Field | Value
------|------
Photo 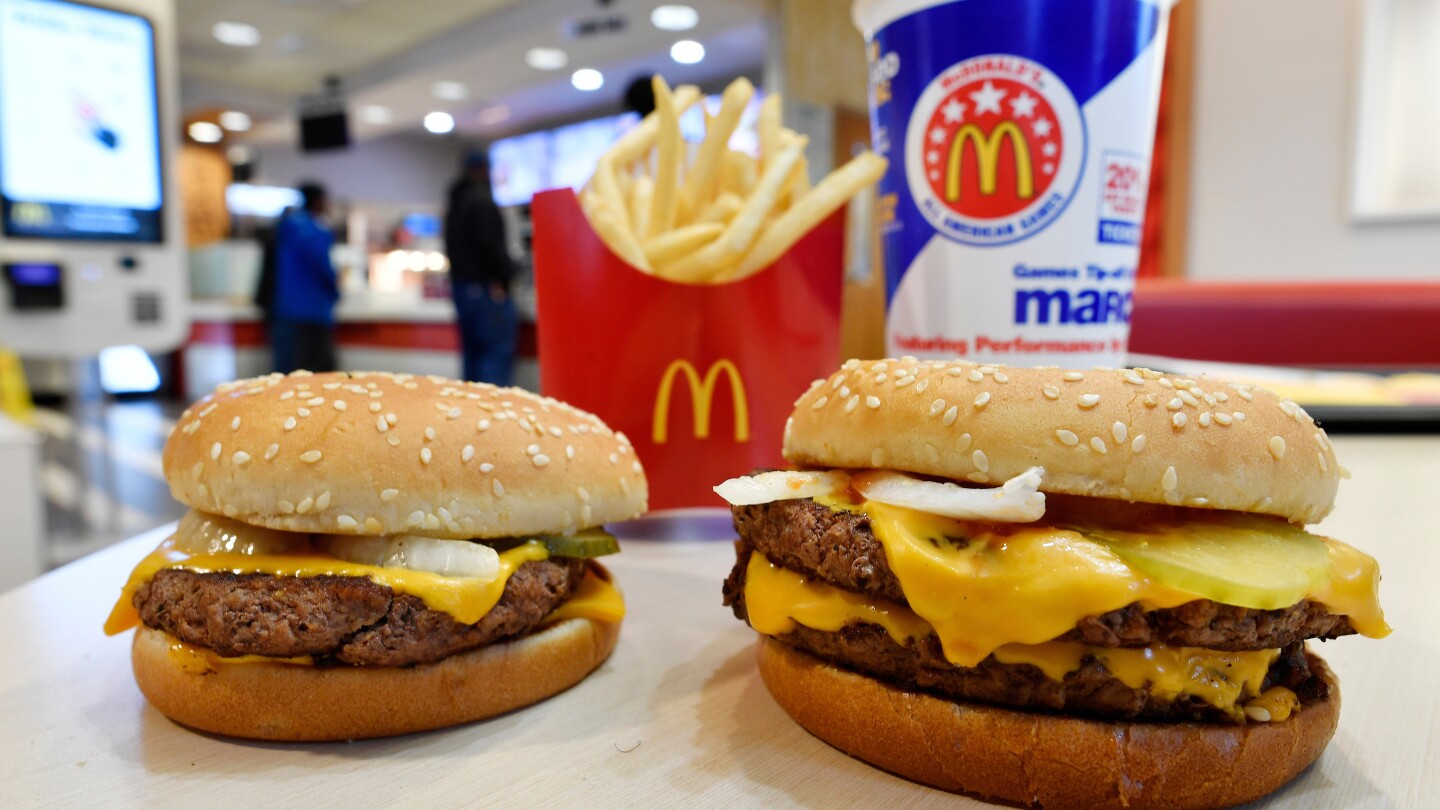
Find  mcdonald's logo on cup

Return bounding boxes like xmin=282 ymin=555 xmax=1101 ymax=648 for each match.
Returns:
xmin=651 ymin=359 xmax=750 ymax=444
xmin=905 ymin=53 xmax=1085 ymax=247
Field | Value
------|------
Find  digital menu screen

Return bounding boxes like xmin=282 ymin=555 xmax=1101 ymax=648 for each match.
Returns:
xmin=0 ymin=0 xmax=164 ymax=242
xmin=489 ymin=131 xmax=551 ymax=208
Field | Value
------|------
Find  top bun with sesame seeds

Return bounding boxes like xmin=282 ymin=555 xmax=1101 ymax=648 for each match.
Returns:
xmin=783 ymin=359 xmax=1343 ymax=524
xmin=164 ymin=371 xmax=648 ymax=538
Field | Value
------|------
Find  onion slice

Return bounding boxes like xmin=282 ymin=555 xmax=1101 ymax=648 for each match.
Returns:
xmin=314 ymin=535 xmax=500 ymax=580
xmin=713 ymin=469 xmax=851 ymax=506
xmin=174 ymin=510 xmax=308 ymax=556
xmin=852 ymin=467 xmax=1047 ymax=522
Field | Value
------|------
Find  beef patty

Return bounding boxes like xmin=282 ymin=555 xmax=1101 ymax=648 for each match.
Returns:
xmin=732 ymin=497 xmax=1355 ymax=650
xmin=724 ymin=546 xmax=1328 ymax=723
xmin=135 ymin=557 xmax=585 ymax=667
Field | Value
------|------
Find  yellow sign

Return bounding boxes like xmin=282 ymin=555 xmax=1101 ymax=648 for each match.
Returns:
xmin=0 ymin=348 xmax=34 ymax=425
xmin=652 ymin=359 xmax=750 ymax=444
xmin=945 ymin=121 xmax=1034 ymax=201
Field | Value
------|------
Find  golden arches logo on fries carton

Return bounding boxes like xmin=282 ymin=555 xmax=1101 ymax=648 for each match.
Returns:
xmin=534 ymin=76 xmax=886 ymax=509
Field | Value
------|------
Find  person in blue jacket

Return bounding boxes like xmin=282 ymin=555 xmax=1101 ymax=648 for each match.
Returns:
xmin=271 ymin=182 xmax=340 ymax=373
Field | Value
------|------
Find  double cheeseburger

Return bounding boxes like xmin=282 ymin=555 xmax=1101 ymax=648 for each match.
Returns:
xmin=718 ymin=359 xmax=1387 ymax=809
xmin=105 ymin=371 xmax=647 ymax=740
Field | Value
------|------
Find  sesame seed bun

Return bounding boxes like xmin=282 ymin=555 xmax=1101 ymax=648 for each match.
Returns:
xmin=132 ymin=618 xmax=619 ymax=741
xmin=164 ymin=372 xmax=648 ymax=538
xmin=784 ymin=360 xmax=1342 ymax=524
xmin=757 ymin=638 xmax=1339 ymax=809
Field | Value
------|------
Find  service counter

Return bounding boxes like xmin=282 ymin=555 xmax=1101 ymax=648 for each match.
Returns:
xmin=181 ymin=291 xmax=538 ymax=400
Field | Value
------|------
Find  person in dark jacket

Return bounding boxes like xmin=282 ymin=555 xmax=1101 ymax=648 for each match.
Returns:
xmin=445 ymin=151 xmax=517 ymax=385
xmin=271 ymin=183 xmax=340 ymax=373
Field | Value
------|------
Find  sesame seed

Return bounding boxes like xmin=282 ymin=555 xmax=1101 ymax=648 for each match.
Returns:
xmin=1318 ymin=452 xmax=1329 ymax=472
xmin=407 ymin=510 xmax=425 ymax=527
xmin=994 ymin=372 xmax=1009 ymax=384
xmin=387 ymin=435 xmax=400 ymax=446
xmin=945 ymin=367 xmax=964 ymax=377
xmin=1090 ymin=437 xmax=1108 ymax=454
xmin=1188 ymin=497 xmax=1209 ymax=507
xmin=478 ymin=419 xmax=491 ymax=431
xmin=1112 ymin=422 xmax=1128 ymax=443
xmin=1056 ymin=429 xmax=1079 ymax=446
xmin=369 ymin=402 xmax=382 ymax=413
xmin=210 ymin=442 xmax=222 ymax=460
xmin=831 ymin=376 xmax=844 ymax=390
xmin=1167 ymin=397 xmax=1183 ymax=411
xmin=566 ymin=445 xmax=575 ymax=460
xmin=533 ymin=454 xmax=551 ymax=467
xmin=895 ymin=376 xmax=914 ymax=388
xmin=968 ymin=370 xmax=984 ymax=382
xmin=1162 ymin=466 xmax=1178 ymax=491
xmin=866 ymin=395 xmax=881 ymax=409
xmin=381 ymin=489 xmax=399 ymax=501
xmin=519 ymin=418 xmax=533 ymax=432
xmin=278 ymin=500 xmax=295 ymax=514
xmin=1077 ymin=393 xmax=1100 ymax=408
xmin=874 ymin=373 xmax=887 ymax=383
xmin=447 ymin=407 xmax=461 ymax=419
xmin=199 ymin=404 xmax=217 ymax=417
xmin=280 ymin=391 xmax=295 ymax=401
xmin=375 ymin=415 xmax=389 ymax=433
xmin=232 ymin=451 xmax=251 ymax=465
xmin=369 ymin=390 xmax=383 ymax=398
xmin=871 ymin=448 xmax=886 ymax=467
xmin=972 ymin=450 xmax=989 ymax=472
xmin=191 ymin=462 xmax=203 ymax=478
xmin=182 ymin=421 xmax=201 ymax=435
xmin=812 ymin=396 xmax=829 ymax=409
xmin=333 ymin=513 xmax=358 ymax=531
xmin=1123 ymin=371 xmax=1145 ymax=385
xmin=1214 ymin=413 xmax=1233 ymax=426
xmin=620 ymin=477 xmax=632 ymax=494
xmin=1172 ymin=412 xmax=1188 ymax=428
xmin=231 ymin=417 xmax=241 ymax=431
xmin=1269 ymin=436 xmax=1287 ymax=459
xmin=420 ymin=447 xmax=432 ymax=464
xmin=957 ymin=433 xmax=973 ymax=453
xmin=386 ymin=413 xmax=397 ymax=425
xmin=297 ymin=496 xmax=314 ymax=514
xmin=1237 ymin=388 xmax=1254 ymax=401
xmin=333 ymin=400 xmax=347 ymax=411
xmin=365 ymin=517 xmax=383 ymax=533
xmin=297 ymin=408 xmax=311 ymax=417
xmin=1244 ymin=706 xmax=1272 ymax=723
xmin=609 ymin=453 xmax=619 ymax=465
xmin=1042 ymin=385 xmax=1060 ymax=400
xmin=974 ymin=392 xmax=991 ymax=408
xmin=966 ymin=472 xmax=990 ymax=484
xmin=924 ymin=443 xmax=941 ymax=463
xmin=942 ymin=406 xmax=958 ymax=426
xmin=298 ymin=450 xmax=322 ymax=463
xmin=1143 ymin=393 xmax=1158 ymax=408
xmin=322 ymin=382 xmax=341 ymax=390
xmin=264 ymin=443 xmax=279 ymax=460
xmin=1178 ymin=391 xmax=1200 ymax=408
xmin=844 ymin=395 xmax=860 ymax=413
xmin=313 ymin=490 xmax=330 ymax=510
xmin=307 ymin=397 xmax=324 ymax=406
xmin=1199 ymin=412 xmax=1212 ymax=427
xmin=492 ymin=479 xmax=505 ymax=497
xmin=1157 ymin=378 xmax=1174 ymax=389
xmin=930 ymin=398 xmax=947 ymax=416
xmin=1233 ymin=412 xmax=1246 ymax=422
xmin=526 ymin=444 xmax=540 ymax=456
xmin=1063 ymin=372 xmax=1084 ymax=382
xmin=424 ymin=427 xmax=437 ymax=441
xmin=462 ymin=445 xmax=475 ymax=462
xmin=915 ymin=379 xmax=930 ymax=393
xmin=480 ymin=463 xmax=494 ymax=473
xmin=197 ymin=483 xmax=208 ymax=497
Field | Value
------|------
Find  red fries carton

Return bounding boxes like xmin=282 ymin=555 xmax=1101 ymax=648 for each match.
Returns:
xmin=532 ymin=189 xmax=844 ymax=511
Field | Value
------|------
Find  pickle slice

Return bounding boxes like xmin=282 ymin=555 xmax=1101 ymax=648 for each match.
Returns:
xmin=1086 ymin=515 xmax=1330 ymax=610
xmin=535 ymin=527 xmax=621 ymax=559
xmin=486 ymin=527 xmax=621 ymax=558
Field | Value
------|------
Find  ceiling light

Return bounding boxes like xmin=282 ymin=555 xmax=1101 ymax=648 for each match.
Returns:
xmin=651 ymin=5 xmax=698 ymax=31
xmin=525 ymin=47 xmax=568 ymax=71
xmin=188 ymin=121 xmax=223 ymax=143
xmin=424 ymin=111 xmax=455 ymax=134
xmin=670 ymin=40 xmax=705 ymax=65
xmin=477 ymin=104 xmax=511 ymax=126
xmin=218 ymin=110 xmax=251 ymax=131
xmin=430 ymin=81 xmax=467 ymax=101
xmin=212 ymin=21 xmax=261 ymax=47
xmin=571 ymin=68 xmax=603 ymax=92
xmin=358 ymin=105 xmax=394 ymax=125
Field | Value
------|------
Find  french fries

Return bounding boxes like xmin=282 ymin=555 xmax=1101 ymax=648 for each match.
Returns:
xmin=581 ymin=76 xmax=887 ymax=284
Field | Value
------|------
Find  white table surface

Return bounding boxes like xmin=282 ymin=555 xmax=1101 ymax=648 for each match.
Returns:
xmin=3 ymin=435 xmax=1436 ymax=808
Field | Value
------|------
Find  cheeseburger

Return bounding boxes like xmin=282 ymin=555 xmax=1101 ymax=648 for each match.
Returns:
xmin=105 ymin=371 xmax=647 ymax=741
xmin=717 ymin=359 xmax=1387 ymax=809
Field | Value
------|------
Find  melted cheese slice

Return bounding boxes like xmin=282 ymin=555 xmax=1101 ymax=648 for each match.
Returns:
xmin=106 ymin=536 xmax=626 ymax=636
xmin=815 ymin=495 xmax=1387 ymax=667
xmin=744 ymin=550 xmax=1282 ymax=716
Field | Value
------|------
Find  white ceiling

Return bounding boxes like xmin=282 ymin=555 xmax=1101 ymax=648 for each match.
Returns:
xmin=178 ymin=0 xmax=771 ymax=143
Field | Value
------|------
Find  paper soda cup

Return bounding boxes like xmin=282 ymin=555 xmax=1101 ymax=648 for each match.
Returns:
xmin=855 ymin=0 xmax=1173 ymax=366
xmin=531 ymin=189 xmax=845 ymax=511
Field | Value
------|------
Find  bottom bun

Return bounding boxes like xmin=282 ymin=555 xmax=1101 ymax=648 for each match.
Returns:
xmin=134 ymin=618 xmax=620 ymax=741
xmin=757 ymin=638 xmax=1339 ymax=810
